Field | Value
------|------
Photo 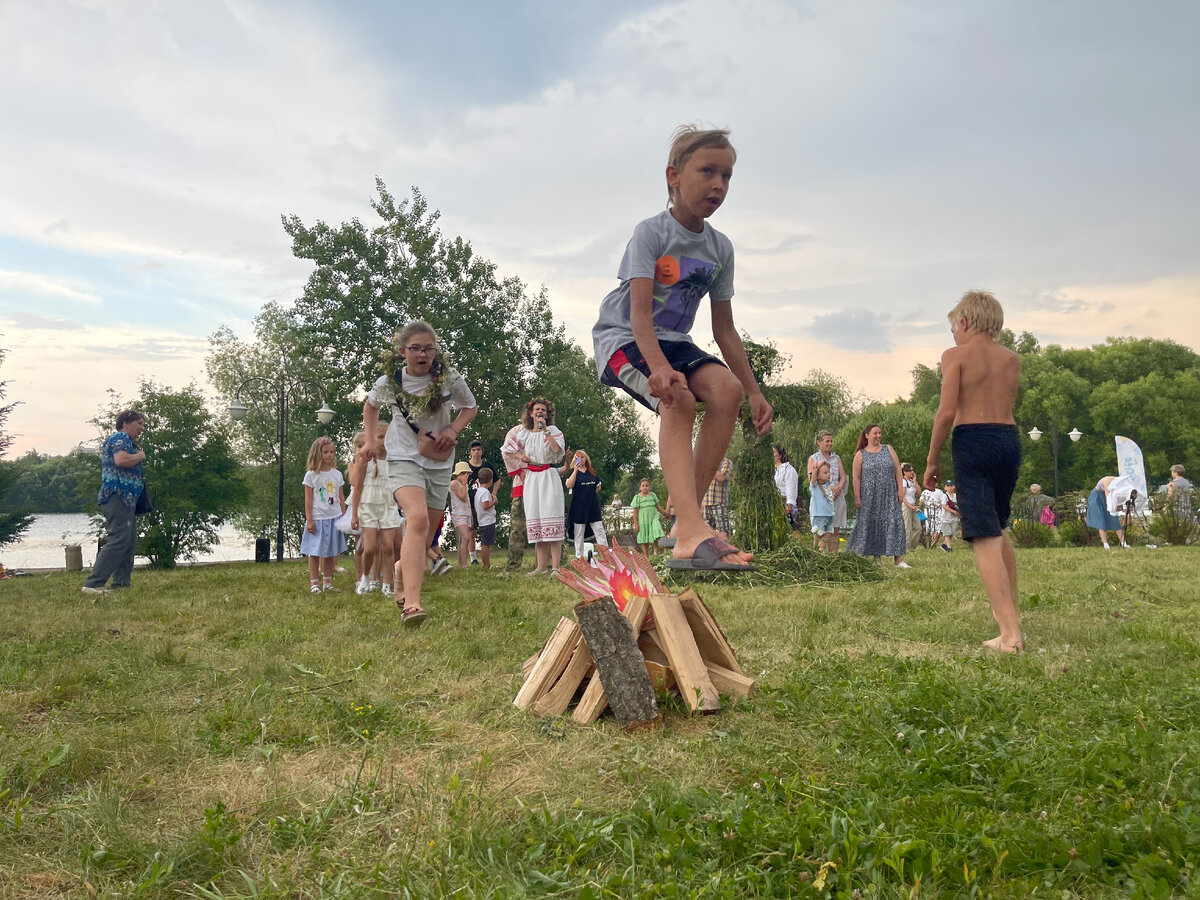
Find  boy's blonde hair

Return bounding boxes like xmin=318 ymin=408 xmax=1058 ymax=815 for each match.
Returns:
xmin=667 ymin=125 xmax=736 ymax=204
xmin=949 ymin=290 xmax=1005 ymax=339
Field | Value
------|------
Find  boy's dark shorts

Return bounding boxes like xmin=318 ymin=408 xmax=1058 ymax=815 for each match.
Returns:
xmin=478 ymin=524 xmax=496 ymax=547
xmin=601 ymin=340 xmax=727 ymax=412
xmin=951 ymin=424 xmax=1021 ymax=542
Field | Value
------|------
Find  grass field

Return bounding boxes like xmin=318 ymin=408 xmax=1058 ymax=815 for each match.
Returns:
xmin=1 ymin=544 xmax=1197 ymax=898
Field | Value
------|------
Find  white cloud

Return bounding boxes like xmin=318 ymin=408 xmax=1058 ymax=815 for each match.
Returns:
xmin=0 ymin=269 xmax=102 ymax=304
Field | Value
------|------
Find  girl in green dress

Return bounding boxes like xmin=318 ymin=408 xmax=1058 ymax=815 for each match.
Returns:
xmin=631 ymin=478 xmax=666 ymax=555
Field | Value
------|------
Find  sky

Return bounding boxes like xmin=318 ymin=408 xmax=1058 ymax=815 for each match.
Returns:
xmin=2 ymin=0 xmax=1198 ymax=457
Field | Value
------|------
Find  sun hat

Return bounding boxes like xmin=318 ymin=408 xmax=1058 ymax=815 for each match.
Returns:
xmin=453 ymin=461 xmax=471 ymax=476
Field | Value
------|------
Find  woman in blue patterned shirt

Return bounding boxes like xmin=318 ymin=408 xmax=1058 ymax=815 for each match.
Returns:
xmin=82 ymin=410 xmax=148 ymax=594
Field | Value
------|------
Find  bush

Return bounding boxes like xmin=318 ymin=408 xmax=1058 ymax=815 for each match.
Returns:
xmin=1148 ymin=494 xmax=1199 ymax=546
xmin=1010 ymin=518 xmax=1055 ymax=548
xmin=1058 ymin=519 xmax=1092 ymax=547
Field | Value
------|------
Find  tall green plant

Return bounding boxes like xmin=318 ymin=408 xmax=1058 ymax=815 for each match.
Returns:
xmin=0 ymin=344 xmax=33 ymax=549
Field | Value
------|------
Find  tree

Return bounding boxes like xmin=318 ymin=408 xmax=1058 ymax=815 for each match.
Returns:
xmin=211 ymin=181 xmax=654 ymax=538
xmin=3 ymin=450 xmax=98 ymax=513
xmin=94 ymin=382 xmax=246 ymax=568
xmin=0 ymin=345 xmax=34 ymax=549
xmin=834 ymin=404 xmax=939 ymax=480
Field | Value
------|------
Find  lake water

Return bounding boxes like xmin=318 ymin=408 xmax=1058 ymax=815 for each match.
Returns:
xmin=2 ymin=512 xmax=259 ymax=570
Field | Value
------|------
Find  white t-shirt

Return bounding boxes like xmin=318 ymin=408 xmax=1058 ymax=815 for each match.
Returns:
xmin=303 ymin=468 xmax=344 ymax=520
xmin=366 ymin=368 xmax=477 ymax=470
xmin=474 ymin=486 xmax=497 ymax=527
xmin=592 ymin=210 xmax=735 ymax=376
xmin=923 ymin=488 xmax=947 ymax=519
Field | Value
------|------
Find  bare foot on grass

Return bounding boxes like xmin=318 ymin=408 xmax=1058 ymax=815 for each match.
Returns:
xmin=982 ymin=635 xmax=1024 ymax=653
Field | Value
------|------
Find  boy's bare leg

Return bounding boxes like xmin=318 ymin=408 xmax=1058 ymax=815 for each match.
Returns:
xmin=549 ymin=540 xmax=562 ymax=570
xmin=972 ymin=535 xmax=1023 ymax=651
xmin=688 ymin=365 xmax=743 ymax=504
xmin=659 ymin=389 xmax=752 ymax=566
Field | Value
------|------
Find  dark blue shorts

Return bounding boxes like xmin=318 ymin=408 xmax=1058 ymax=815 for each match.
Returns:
xmin=601 ymin=340 xmax=726 ymax=412
xmin=478 ymin=523 xmax=496 ymax=547
xmin=950 ymin=424 xmax=1021 ymax=541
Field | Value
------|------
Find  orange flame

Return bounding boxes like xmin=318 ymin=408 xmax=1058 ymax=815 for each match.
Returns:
xmin=607 ymin=566 xmax=647 ymax=613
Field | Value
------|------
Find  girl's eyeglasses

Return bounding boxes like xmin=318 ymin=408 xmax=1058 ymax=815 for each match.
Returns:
xmin=404 ymin=344 xmax=437 ymax=355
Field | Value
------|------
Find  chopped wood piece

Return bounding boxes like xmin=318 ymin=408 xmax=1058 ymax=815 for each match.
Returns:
xmin=513 ymin=617 xmax=579 ymax=710
xmin=638 ymin=631 xmax=670 ymax=667
xmin=572 ymin=594 xmax=653 ymax=726
xmin=644 ymin=660 xmax=675 ymax=693
xmin=522 ymin=650 xmax=540 ymax=680
xmin=573 ymin=595 xmax=660 ymax=732
xmin=532 ymin=635 xmax=595 ymax=717
xmin=705 ymin=662 xmax=755 ymax=701
xmin=648 ymin=592 xmax=721 ymax=714
xmin=678 ymin=587 xmax=745 ymax=675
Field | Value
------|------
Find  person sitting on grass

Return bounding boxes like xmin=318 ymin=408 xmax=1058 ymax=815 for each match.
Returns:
xmin=924 ymin=290 xmax=1024 ymax=653
xmin=591 ymin=124 xmax=772 ymax=571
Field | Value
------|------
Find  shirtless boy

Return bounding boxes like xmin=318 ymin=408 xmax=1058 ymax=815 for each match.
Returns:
xmin=923 ymin=291 xmax=1024 ymax=652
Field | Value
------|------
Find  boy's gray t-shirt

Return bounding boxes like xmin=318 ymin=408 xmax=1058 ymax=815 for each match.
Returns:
xmin=592 ymin=210 xmax=735 ymax=378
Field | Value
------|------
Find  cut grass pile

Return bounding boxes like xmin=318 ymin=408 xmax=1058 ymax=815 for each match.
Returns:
xmin=1 ymin=544 xmax=1198 ymax=897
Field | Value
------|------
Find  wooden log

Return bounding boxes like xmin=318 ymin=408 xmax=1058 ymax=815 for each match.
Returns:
xmin=531 ymin=635 xmax=595 ymax=717
xmin=645 ymin=660 xmax=675 ymax=693
xmin=572 ymin=593 xmax=653 ymax=726
xmin=513 ymin=617 xmax=579 ymax=710
xmin=522 ymin=650 xmax=540 ymax=680
xmin=705 ymin=662 xmax=755 ymax=701
xmin=678 ymin=586 xmax=745 ymax=676
xmin=648 ymin=592 xmax=721 ymax=714
xmin=638 ymin=631 xmax=670 ymax=667
xmin=573 ymin=595 xmax=660 ymax=732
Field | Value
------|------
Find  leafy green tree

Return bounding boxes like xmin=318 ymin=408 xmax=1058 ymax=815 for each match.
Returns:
xmin=94 ymin=382 xmax=246 ymax=568
xmin=0 ymin=345 xmax=33 ymax=549
xmin=834 ymin=404 xmax=938 ymax=481
xmin=3 ymin=450 xmax=98 ymax=512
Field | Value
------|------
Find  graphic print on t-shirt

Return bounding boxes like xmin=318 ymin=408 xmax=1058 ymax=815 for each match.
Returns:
xmin=652 ymin=254 xmax=720 ymax=334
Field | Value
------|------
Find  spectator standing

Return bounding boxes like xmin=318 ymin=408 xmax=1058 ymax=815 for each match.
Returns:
xmin=772 ymin=445 xmax=801 ymax=529
xmin=501 ymin=427 xmax=528 ymax=571
xmin=900 ymin=463 xmax=923 ymax=552
xmin=939 ymin=480 xmax=961 ymax=552
xmin=631 ymin=478 xmax=667 ymax=555
xmin=81 ymin=410 xmax=148 ymax=594
xmin=848 ymin=424 xmax=908 ymax=567
xmin=465 ymin=440 xmax=497 ymax=565
xmin=1167 ymin=465 xmax=1193 ymax=515
xmin=473 ymin=467 xmax=497 ymax=568
xmin=920 ymin=477 xmax=946 ymax=548
xmin=503 ymin=398 xmax=567 ymax=575
xmin=562 ymin=449 xmax=608 ymax=559
xmin=807 ymin=430 xmax=848 ymax=551
xmin=701 ymin=457 xmax=733 ymax=540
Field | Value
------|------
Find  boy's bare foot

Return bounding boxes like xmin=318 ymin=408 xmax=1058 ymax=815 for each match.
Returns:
xmin=982 ymin=635 xmax=1024 ymax=653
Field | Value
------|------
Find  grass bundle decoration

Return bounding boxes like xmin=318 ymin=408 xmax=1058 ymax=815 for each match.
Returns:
xmin=660 ymin=539 xmax=884 ymax=588
xmin=729 ymin=422 xmax=790 ymax=553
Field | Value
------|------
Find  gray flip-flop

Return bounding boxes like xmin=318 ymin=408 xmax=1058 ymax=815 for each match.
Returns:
xmin=666 ymin=537 xmax=756 ymax=571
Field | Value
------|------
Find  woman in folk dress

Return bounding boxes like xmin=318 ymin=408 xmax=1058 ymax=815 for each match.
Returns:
xmin=503 ymin=398 xmax=566 ymax=574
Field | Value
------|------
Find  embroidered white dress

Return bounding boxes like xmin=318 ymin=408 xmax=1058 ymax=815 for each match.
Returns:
xmin=503 ymin=425 xmax=566 ymax=542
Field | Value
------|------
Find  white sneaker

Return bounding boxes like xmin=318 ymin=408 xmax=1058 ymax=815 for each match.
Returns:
xmin=81 ymin=585 xmax=108 ymax=595
xmin=1103 ymin=543 xmax=1111 ymax=549
xmin=381 ymin=584 xmax=393 ymax=597
xmin=434 ymin=558 xmax=451 ymax=576
xmin=1120 ymin=542 xmax=1130 ymax=548
xmin=355 ymin=577 xmax=369 ymax=595
xmin=322 ymin=582 xmax=337 ymax=592
xmin=896 ymin=561 xmax=911 ymax=569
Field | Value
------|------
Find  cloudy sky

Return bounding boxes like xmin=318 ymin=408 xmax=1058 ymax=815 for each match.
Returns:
xmin=2 ymin=0 xmax=1197 ymax=456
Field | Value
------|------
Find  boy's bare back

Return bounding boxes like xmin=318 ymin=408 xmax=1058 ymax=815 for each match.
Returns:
xmin=943 ymin=334 xmax=1019 ymax=425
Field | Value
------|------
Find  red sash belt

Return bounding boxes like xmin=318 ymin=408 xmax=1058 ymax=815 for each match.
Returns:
xmin=525 ymin=463 xmax=553 ymax=472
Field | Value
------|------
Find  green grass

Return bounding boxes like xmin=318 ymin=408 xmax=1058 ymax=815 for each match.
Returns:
xmin=1 ymin=545 xmax=1198 ymax=897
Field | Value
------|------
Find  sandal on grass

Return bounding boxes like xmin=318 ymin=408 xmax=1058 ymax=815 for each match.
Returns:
xmin=401 ymin=606 xmax=428 ymax=628
xmin=666 ymin=536 xmax=756 ymax=571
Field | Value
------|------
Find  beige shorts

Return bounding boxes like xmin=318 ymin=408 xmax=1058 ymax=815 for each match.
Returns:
xmin=358 ymin=499 xmax=401 ymax=531
xmin=387 ymin=458 xmax=452 ymax=510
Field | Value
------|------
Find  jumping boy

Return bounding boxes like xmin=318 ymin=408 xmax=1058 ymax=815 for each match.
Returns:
xmin=923 ymin=290 xmax=1023 ymax=652
xmin=593 ymin=125 xmax=772 ymax=570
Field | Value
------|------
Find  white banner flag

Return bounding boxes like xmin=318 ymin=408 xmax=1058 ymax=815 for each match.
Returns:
xmin=1112 ymin=435 xmax=1148 ymax=515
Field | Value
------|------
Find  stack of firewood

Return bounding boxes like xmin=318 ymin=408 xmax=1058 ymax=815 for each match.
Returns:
xmin=513 ymin=546 xmax=755 ymax=731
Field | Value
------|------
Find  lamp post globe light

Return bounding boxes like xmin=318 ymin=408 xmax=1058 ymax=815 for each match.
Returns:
xmin=228 ymin=375 xmax=334 ymax=561
xmin=1027 ymin=423 xmax=1082 ymax=498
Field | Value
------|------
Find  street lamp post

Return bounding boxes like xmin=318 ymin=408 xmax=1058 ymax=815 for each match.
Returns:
xmin=228 ymin=375 xmax=334 ymax=561
xmin=1026 ymin=423 xmax=1082 ymax=497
